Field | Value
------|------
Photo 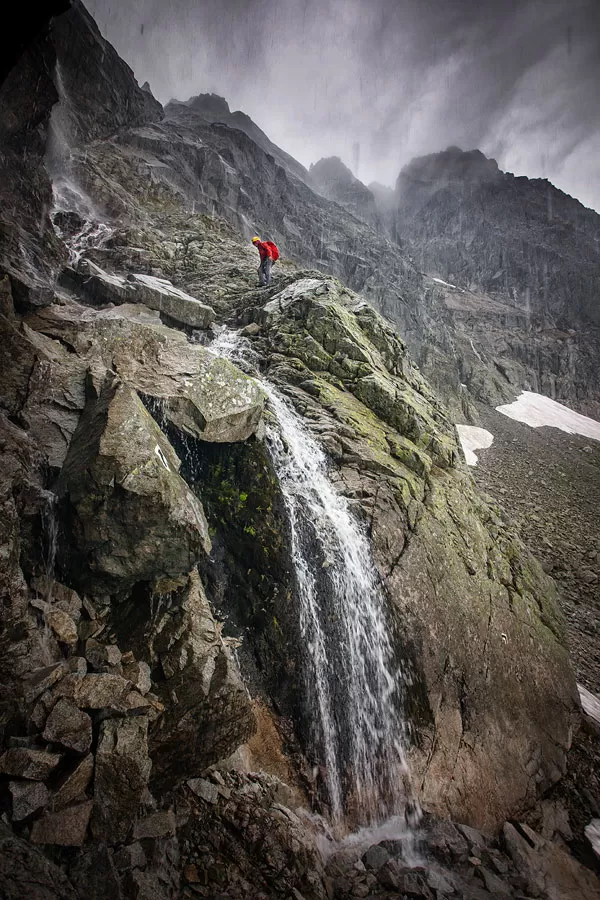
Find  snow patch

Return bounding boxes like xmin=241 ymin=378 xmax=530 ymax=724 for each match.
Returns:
xmin=497 ymin=391 xmax=600 ymax=443
xmin=456 ymin=425 xmax=494 ymax=466
xmin=430 ymin=275 xmax=463 ymax=292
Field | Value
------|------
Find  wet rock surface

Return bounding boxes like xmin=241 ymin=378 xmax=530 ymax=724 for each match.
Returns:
xmin=0 ymin=4 xmax=599 ymax=899
xmin=324 ymin=814 xmax=600 ymax=899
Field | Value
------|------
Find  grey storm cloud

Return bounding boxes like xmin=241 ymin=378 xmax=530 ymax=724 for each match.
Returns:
xmin=86 ymin=0 xmax=600 ymax=211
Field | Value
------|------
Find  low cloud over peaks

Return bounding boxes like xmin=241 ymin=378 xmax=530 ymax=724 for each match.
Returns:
xmin=87 ymin=0 xmax=600 ymax=211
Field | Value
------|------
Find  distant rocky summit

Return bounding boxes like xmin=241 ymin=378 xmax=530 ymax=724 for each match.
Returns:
xmin=309 ymin=156 xmax=381 ymax=226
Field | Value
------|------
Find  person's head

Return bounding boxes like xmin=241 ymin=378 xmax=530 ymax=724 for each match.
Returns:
xmin=251 ymin=236 xmax=261 ymax=245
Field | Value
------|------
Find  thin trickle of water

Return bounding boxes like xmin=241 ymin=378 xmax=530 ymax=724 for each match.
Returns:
xmin=41 ymin=493 xmax=59 ymax=592
xmin=210 ymin=329 xmax=413 ymax=828
xmin=38 ymin=492 xmax=60 ymax=664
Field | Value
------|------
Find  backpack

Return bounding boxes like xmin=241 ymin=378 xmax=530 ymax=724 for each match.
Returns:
xmin=265 ymin=241 xmax=279 ymax=262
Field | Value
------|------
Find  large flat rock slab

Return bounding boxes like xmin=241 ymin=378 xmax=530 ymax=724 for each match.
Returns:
xmin=76 ymin=259 xmax=215 ymax=328
xmin=26 ymin=300 xmax=264 ymax=443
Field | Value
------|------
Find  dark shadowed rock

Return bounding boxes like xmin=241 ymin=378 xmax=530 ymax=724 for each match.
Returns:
xmin=84 ymin=638 xmax=122 ymax=670
xmin=92 ymin=716 xmax=152 ymax=842
xmin=43 ymin=698 xmax=92 ymax=752
xmin=121 ymin=655 xmax=151 ymax=694
xmin=362 ymin=844 xmax=390 ymax=871
xmin=52 ymin=753 xmax=94 ymax=810
xmin=0 ymin=822 xmax=77 ymax=899
xmin=147 ymin=570 xmax=256 ymax=787
xmin=9 ymin=780 xmax=50 ymax=821
xmin=0 ymin=747 xmax=62 ymax=780
xmin=113 ymin=841 xmax=147 ymax=870
xmin=49 ymin=0 xmax=162 ymax=149
xmin=31 ymin=575 xmax=82 ymax=620
xmin=31 ymin=799 xmax=93 ymax=846
xmin=69 ymin=844 xmax=123 ymax=900
xmin=23 ymin=662 xmax=68 ymax=704
xmin=132 ymin=809 xmax=176 ymax=840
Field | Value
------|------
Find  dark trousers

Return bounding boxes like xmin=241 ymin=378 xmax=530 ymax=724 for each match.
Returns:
xmin=258 ymin=256 xmax=273 ymax=286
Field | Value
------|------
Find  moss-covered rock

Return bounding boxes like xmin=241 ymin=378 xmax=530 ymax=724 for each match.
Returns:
xmin=235 ymin=275 xmax=580 ymax=831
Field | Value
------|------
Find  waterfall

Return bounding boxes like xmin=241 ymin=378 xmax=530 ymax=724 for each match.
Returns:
xmin=47 ymin=62 xmax=114 ymax=265
xmin=210 ymin=330 xmax=412 ymax=827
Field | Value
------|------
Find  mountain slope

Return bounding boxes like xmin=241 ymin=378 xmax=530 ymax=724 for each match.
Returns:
xmin=166 ymin=92 xmax=309 ymax=183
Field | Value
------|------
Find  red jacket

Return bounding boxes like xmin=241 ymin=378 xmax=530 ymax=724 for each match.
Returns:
xmin=254 ymin=240 xmax=273 ymax=261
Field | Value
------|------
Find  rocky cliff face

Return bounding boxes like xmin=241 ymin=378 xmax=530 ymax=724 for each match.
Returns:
xmin=391 ymin=146 xmax=600 ymax=417
xmin=0 ymin=4 xmax=597 ymax=898
xmin=395 ymin=146 xmax=600 ymax=327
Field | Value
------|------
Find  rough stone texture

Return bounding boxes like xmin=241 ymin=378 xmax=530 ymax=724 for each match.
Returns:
xmin=9 ymin=780 xmax=50 ymax=821
xmin=0 ymin=25 xmax=66 ymax=309
xmin=326 ymin=814 xmax=600 ymax=900
xmin=84 ymin=638 xmax=122 ymax=670
xmin=503 ymin=821 xmax=600 ymax=899
xmin=42 ymin=698 xmax=92 ymax=752
xmin=0 ymin=315 xmax=88 ymax=468
xmin=0 ymin=7 xmax=597 ymax=893
xmin=31 ymin=576 xmax=82 ymax=620
xmin=49 ymin=0 xmax=162 ymax=149
xmin=54 ymin=673 xmax=132 ymax=710
xmin=170 ymin=92 xmax=309 ymax=182
xmin=122 ymin=656 xmax=152 ymax=694
xmin=0 ymin=822 xmax=78 ymax=899
xmin=33 ymin=603 xmax=78 ymax=646
xmin=58 ymin=379 xmax=211 ymax=592
xmin=178 ymin=770 xmax=327 ymax=900
xmin=52 ymin=753 xmax=94 ymax=810
xmin=68 ymin=844 xmax=123 ymax=900
xmin=115 ymin=569 xmax=256 ymax=787
xmin=23 ymin=663 xmax=68 ymax=705
xmin=92 ymin=716 xmax=152 ymax=842
xmin=133 ymin=809 xmax=176 ymax=840
xmin=393 ymin=147 xmax=600 ymax=417
xmin=27 ymin=300 xmax=265 ymax=443
xmin=0 ymin=748 xmax=62 ymax=780
xmin=30 ymin=800 xmax=93 ymax=847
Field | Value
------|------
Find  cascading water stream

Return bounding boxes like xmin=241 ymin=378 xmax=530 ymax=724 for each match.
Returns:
xmin=47 ymin=62 xmax=114 ymax=265
xmin=209 ymin=329 xmax=413 ymax=828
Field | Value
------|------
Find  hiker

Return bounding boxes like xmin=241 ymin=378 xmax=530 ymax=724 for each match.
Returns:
xmin=251 ymin=236 xmax=279 ymax=286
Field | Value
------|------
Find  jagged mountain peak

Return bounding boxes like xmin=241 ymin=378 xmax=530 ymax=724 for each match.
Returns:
xmin=309 ymin=156 xmax=380 ymax=226
xmin=177 ymin=91 xmax=231 ymax=118
xmin=165 ymin=91 xmax=308 ymax=182
xmin=399 ymin=145 xmax=501 ymax=187
xmin=310 ymin=155 xmax=357 ymax=182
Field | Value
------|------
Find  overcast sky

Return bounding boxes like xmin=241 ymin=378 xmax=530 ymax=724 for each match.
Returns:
xmin=86 ymin=0 xmax=600 ymax=212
